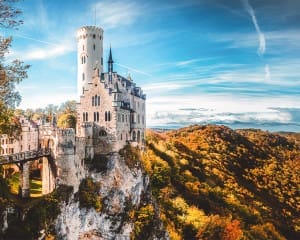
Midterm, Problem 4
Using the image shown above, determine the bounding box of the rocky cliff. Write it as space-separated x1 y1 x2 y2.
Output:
0 146 168 240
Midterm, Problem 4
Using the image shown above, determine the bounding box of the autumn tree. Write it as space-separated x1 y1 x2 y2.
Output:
57 113 76 129
0 0 29 135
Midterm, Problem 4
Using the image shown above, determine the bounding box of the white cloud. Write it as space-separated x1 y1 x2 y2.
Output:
146 94 300 128
9 41 75 61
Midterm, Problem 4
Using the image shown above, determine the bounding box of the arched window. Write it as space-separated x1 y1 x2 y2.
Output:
132 131 136 141
83 112 85 122
97 96 100 106
137 131 141 143
99 130 107 137
92 96 94 106
97 112 99 122
95 95 98 106
138 114 140 124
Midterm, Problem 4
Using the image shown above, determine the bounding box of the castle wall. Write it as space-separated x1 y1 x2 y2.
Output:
54 129 84 190
42 156 56 194
0 117 39 155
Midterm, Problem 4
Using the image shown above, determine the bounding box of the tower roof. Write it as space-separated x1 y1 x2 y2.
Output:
108 46 114 64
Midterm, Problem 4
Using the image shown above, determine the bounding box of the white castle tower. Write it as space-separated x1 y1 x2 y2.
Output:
76 26 104 96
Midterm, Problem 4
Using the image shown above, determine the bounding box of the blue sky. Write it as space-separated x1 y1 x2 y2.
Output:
2 0 300 131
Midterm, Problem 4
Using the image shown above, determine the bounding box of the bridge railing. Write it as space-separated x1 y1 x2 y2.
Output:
0 148 51 165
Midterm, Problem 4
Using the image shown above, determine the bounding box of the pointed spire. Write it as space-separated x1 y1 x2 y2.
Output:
108 45 114 73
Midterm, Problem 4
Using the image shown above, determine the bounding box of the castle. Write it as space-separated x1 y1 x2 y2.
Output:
0 25 146 196
76 26 146 151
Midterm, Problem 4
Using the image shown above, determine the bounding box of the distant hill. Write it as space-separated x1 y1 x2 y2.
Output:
142 125 300 240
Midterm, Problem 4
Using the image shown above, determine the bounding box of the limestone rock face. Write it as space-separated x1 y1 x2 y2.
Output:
55 153 168 240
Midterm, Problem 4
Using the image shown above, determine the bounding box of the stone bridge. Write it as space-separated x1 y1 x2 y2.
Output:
0 148 56 198
0 148 51 165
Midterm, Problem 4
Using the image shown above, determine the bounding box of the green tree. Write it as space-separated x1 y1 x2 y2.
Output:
58 100 77 115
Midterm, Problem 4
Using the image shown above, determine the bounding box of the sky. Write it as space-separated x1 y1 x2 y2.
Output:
2 0 300 131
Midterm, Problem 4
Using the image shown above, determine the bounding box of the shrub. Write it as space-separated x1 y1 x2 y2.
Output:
119 145 141 170
131 204 156 240
78 178 102 212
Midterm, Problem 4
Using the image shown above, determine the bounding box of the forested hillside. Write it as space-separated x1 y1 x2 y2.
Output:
142 125 300 240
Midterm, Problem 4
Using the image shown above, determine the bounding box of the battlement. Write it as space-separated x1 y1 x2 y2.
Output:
81 122 94 128
56 128 75 136
76 26 103 39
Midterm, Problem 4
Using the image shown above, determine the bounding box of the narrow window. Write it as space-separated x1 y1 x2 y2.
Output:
108 111 111 121
93 44 95 50
82 73 85 81
122 114 124 123
94 112 96 122
93 34 96 39
83 45 84 51
92 96 94 106
121 134 122 140
101 57 103 65
86 112 88 121
98 96 100 106
105 111 107 121
97 112 99 122
95 95 98 106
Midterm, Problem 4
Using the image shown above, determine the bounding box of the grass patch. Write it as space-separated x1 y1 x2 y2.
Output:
7 172 42 197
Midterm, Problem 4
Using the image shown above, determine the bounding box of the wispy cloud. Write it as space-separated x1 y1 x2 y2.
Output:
241 0 266 55
265 64 271 81
93 0 143 29
115 62 152 77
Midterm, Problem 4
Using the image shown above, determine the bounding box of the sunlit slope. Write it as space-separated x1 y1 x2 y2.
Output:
143 125 300 240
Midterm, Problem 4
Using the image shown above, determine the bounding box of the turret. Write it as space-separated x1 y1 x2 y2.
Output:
77 26 104 97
